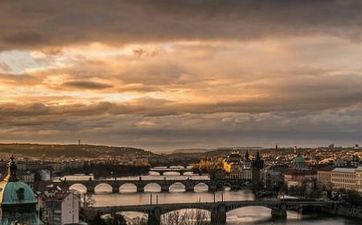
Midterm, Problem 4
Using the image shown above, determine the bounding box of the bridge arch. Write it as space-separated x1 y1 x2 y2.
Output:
193 183 208 192
216 182 232 191
69 183 87 194
225 206 273 223
183 171 194 176
169 182 186 192
117 211 148 223
161 208 210 224
149 171 161 176
163 171 181 176
144 183 162 192
119 183 137 193
94 183 113 194
98 211 149 224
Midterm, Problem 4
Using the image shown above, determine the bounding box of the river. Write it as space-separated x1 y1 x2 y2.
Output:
60 173 361 225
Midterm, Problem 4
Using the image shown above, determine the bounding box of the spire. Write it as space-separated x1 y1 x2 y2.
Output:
244 150 250 161
252 152 264 170
5 155 18 182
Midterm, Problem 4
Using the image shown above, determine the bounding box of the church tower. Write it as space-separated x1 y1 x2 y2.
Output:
252 152 264 188
0 156 40 225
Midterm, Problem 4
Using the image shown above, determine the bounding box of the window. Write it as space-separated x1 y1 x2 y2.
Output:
16 188 25 201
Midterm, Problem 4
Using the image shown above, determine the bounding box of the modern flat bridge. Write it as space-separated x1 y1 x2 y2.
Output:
82 200 339 225
51 178 249 193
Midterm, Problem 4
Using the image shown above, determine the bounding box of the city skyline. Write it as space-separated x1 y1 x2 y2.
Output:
1 1 362 151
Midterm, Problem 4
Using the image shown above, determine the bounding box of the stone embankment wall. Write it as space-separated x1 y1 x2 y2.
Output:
324 205 362 219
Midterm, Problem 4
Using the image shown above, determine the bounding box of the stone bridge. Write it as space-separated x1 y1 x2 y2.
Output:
51 178 250 193
149 168 194 175
82 200 339 225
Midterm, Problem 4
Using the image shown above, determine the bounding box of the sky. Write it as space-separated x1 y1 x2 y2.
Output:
1 0 362 151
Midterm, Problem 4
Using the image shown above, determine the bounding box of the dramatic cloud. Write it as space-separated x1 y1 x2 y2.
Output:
0 1 362 150
62 81 113 90
1 0 362 50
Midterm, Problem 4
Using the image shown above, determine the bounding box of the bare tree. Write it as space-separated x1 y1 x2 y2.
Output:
161 209 209 225
78 192 95 207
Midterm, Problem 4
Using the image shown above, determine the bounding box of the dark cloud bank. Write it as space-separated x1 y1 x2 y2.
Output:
1 0 362 50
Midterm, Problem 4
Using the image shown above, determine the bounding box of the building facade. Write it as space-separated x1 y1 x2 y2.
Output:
317 166 333 189
40 190 80 225
331 168 357 190
223 151 252 180
264 164 288 191
284 154 317 188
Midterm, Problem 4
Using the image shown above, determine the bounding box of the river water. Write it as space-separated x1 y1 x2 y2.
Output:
62 172 361 225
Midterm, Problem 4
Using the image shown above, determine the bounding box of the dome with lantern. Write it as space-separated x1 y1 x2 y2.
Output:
0 156 40 225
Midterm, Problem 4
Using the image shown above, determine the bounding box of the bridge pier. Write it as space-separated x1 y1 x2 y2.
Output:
208 185 217 192
271 205 287 220
211 204 226 225
87 186 95 194
185 184 194 192
112 185 119 194
147 207 161 225
161 185 169 192
137 185 144 193
230 184 240 191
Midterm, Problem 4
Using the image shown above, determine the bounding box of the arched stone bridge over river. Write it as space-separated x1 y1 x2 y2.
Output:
51 178 250 193
82 200 340 225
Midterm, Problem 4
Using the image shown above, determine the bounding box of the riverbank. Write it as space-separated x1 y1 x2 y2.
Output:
325 204 362 220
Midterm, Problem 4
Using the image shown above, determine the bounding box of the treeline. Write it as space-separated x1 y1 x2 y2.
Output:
87 210 210 225
0 143 155 158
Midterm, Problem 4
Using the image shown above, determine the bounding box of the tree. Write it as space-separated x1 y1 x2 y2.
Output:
337 188 362 206
77 192 95 207
88 213 107 225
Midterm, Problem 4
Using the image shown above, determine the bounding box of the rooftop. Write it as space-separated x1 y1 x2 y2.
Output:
332 167 356 173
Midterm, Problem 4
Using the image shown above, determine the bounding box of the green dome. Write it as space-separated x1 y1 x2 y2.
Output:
292 154 307 170
0 180 37 205
0 156 40 225
294 155 305 163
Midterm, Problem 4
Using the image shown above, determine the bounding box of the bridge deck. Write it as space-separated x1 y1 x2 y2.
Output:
85 200 338 214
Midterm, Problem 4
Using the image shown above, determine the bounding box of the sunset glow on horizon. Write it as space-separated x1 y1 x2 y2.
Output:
1 1 362 151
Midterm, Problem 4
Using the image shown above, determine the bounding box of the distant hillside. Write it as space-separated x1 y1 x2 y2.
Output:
0 143 157 159
173 146 264 154
200 147 265 158
172 148 210 154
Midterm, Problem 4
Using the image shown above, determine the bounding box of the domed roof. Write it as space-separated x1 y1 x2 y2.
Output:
294 154 305 164
0 181 37 205
292 154 308 170
0 156 37 205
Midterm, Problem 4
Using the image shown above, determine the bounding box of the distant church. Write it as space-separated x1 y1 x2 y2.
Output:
223 150 264 182
0 156 40 225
